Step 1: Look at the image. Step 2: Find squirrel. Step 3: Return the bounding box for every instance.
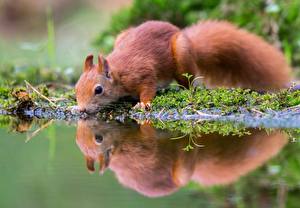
[75,20,291,113]
[76,119,287,197]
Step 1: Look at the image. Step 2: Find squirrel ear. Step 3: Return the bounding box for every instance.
[97,54,104,72]
[84,54,94,72]
[98,146,113,174]
[98,54,111,79]
[85,156,95,174]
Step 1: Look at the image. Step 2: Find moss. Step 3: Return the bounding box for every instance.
[1,83,300,114]
[0,84,76,111]
[148,86,300,114]
[0,115,11,128]
[153,120,251,137]
[1,80,300,132]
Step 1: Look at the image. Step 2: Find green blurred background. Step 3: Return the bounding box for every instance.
[1,0,300,85]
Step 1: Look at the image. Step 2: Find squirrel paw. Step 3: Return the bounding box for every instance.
[133,102,151,110]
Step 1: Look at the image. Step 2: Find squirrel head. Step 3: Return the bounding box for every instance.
[76,119,119,174]
[75,54,123,114]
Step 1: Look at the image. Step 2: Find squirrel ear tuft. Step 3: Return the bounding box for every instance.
[84,54,94,72]
[85,156,95,173]
[97,54,104,73]
[98,54,111,78]
[98,147,112,174]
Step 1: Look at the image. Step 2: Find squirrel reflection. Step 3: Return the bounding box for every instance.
[76,119,287,197]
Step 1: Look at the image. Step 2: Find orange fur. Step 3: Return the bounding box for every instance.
[180,21,291,90]
[75,20,291,113]
[76,119,287,197]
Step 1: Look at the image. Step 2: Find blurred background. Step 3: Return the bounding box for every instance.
[0,0,300,84]
[0,0,131,84]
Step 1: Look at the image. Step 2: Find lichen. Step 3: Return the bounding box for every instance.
[1,82,300,132]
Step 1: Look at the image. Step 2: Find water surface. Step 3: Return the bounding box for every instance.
[0,117,299,208]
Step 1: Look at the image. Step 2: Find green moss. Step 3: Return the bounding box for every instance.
[0,115,11,128]
[149,86,300,114]
[1,80,300,134]
[153,120,251,138]
[0,84,76,111]
[1,82,300,116]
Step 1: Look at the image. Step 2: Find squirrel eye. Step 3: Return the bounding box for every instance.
[95,135,103,144]
[94,85,103,95]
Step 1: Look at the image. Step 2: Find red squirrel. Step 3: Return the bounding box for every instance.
[76,119,287,197]
[75,20,291,113]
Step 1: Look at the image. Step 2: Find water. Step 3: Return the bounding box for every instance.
[0,116,300,208]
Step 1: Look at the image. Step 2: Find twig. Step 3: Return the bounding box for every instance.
[25,120,54,143]
[191,76,204,87]
[24,80,57,107]
[282,104,300,111]
[170,134,187,140]
[251,108,266,115]
[191,137,204,147]
[157,117,165,127]
[196,119,205,123]
[157,108,165,117]
[196,110,220,118]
